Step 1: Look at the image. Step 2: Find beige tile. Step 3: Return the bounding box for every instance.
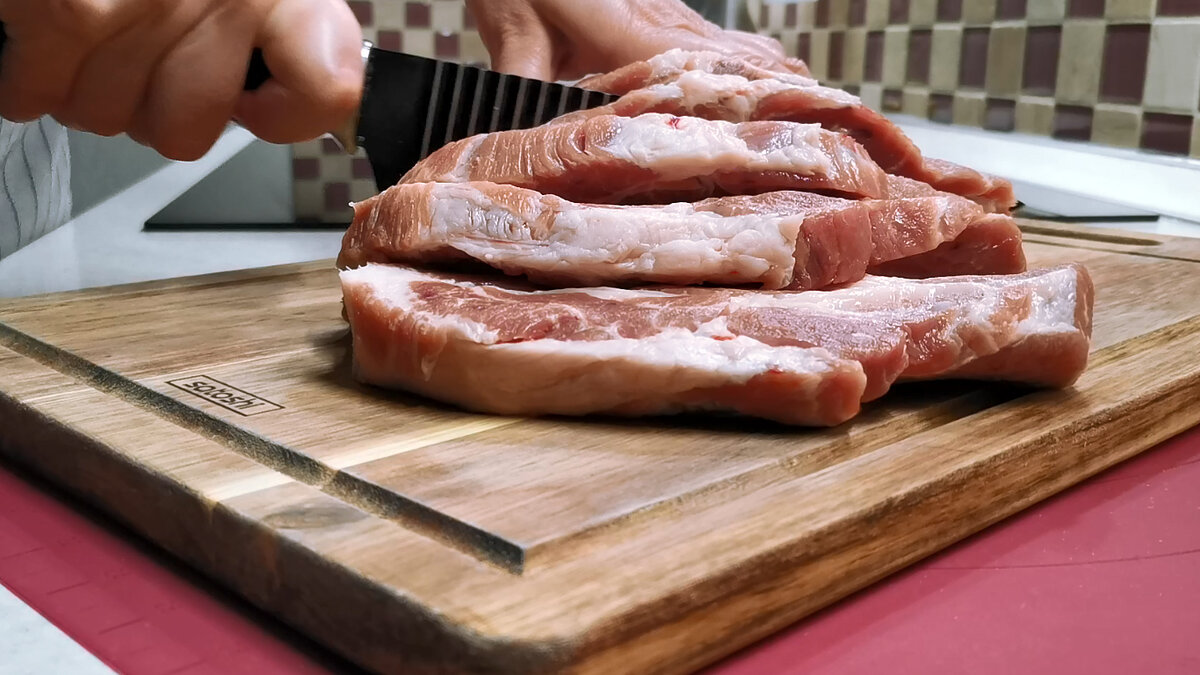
[810,29,831,80]
[431,1,463,32]
[953,92,987,127]
[866,0,890,29]
[1055,20,1106,105]
[1016,96,1056,135]
[903,88,932,117]
[986,24,1026,98]
[930,26,964,92]
[1028,0,1067,24]
[859,82,884,111]
[459,31,489,65]
[910,0,937,27]
[767,2,787,32]
[1144,20,1200,114]
[964,0,997,25]
[829,0,850,28]
[1091,104,1143,148]
[1106,0,1156,22]
[1192,117,1200,158]
[797,2,818,29]
[883,27,910,87]
[293,182,323,221]
[843,28,867,84]
[403,29,435,58]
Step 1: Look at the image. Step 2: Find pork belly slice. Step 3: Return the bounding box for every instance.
[339,181,875,290]
[571,50,1016,213]
[339,264,1094,427]
[339,177,1021,291]
[870,214,1027,278]
[400,113,889,202]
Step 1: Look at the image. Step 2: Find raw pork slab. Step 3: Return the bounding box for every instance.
[401,113,889,203]
[339,178,1022,291]
[573,49,1016,213]
[340,264,1094,427]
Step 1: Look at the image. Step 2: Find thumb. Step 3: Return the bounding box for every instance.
[234,0,364,144]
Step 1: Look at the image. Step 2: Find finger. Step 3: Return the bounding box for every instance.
[57,10,183,137]
[465,0,556,80]
[234,0,363,145]
[0,21,89,121]
[129,8,256,160]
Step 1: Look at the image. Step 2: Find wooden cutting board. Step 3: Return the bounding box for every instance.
[2,220,1200,674]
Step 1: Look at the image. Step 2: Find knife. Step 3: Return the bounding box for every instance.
[0,25,617,190]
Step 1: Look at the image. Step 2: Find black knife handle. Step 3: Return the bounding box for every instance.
[0,21,269,91]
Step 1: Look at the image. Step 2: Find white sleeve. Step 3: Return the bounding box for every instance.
[0,117,72,260]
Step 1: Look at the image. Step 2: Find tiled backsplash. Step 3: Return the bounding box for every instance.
[752,0,1200,158]
[294,0,1200,222]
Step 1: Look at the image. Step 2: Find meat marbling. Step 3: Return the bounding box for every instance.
[400,113,889,203]
[340,264,1094,426]
[572,49,1017,213]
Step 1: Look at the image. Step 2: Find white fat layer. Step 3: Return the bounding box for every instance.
[651,70,861,119]
[600,113,832,178]
[424,183,803,288]
[339,264,501,343]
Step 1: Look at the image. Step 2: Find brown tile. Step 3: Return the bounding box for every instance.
[797,33,813,64]
[321,138,342,155]
[985,98,1017,131]
[959,27,990,88]
[435,32,459,60]
[405,2,431,28]
[931,93,955,122]
[883,88,905,111]
[1053,104,1095,140]
[987,25,1026,97]
[759,1,771,28]
[376,30,403,52]
[890,0,911,23]
[1100,24,1151,104]
[843,84,862,95]
[1158,0,1200,15]
[292,158,320,181]
[850,0,868,24]
[996,0,1028,19]
[324,182,351,213]
[1141,112,1194,154]
[817,0,832,26]
[1023,26,1061,95]
[907,29,932,84]
[348,1,373,26]
[352,158,373,180]
[937,0,963,20]
[865,31,886,80]
[463,5,476,29]
[786,3,799,26]
[830,31,846,80]
[1068,0,1105,16]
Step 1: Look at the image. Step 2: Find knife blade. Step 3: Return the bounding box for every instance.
[0,26,617,190]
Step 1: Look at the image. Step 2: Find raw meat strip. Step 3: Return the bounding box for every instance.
[571,50,1016,213]
[870,214,1026,278]
[338,181,876,290]
[339,264,1094,426]
[400,113,889,203]
[338,177,1021,291]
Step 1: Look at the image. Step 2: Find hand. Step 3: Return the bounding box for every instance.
[0,0,364,160]
[465,0,802,82]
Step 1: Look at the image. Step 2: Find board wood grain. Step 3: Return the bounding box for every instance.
[1,220,1198,674]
